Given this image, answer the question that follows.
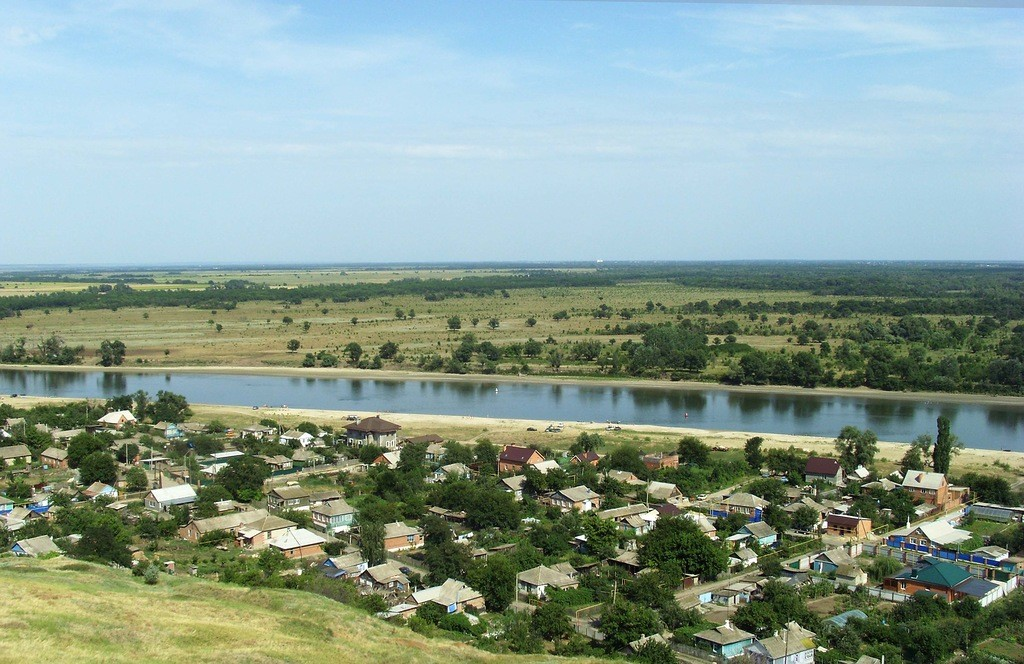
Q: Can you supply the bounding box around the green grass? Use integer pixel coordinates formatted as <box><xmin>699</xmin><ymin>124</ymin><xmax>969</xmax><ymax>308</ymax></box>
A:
<box><xmin>978</xmin><ymin>638</ymin><xmax>1024</xmax><ymax>662</ymax></box>
<box><xmin>0</xmin><ymin>557</ymin><xmax>603</xmax><ymax>664</ymax></box>
<box><xmin>964</xmin><ymin>519</ymin><xmax>1017</xmax><ymax>539</ymax></box>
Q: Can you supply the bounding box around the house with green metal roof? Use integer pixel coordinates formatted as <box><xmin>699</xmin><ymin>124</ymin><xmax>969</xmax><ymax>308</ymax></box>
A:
<box><xmin>883</xmin><ymin>557</ymin><xmax>1001</xmax><ymax>605</ymax></box>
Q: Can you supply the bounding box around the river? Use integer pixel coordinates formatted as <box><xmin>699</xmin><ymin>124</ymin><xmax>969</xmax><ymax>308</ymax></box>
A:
<box><xmin>1</xmin><ymin>369</ymin><xmax>1022</xmax><ymax>451</ymax></box>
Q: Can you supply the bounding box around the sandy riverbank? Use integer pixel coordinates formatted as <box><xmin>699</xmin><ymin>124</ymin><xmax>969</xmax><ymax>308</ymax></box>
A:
<box><xmin>5</xmin><ymin>363</ymin><xmax>1024</xmax><ymax>408</ymax></box>
<box><xmin>5</xmin><ymin>395</ymin><xmax>1022</xmax><ymax>480</ymax></box>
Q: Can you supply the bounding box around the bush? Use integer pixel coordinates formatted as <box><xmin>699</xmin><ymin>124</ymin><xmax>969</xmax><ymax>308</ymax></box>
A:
<box><xmin>144</xmin><ymin>566</ymin><xmax>159</xmax><ymax>585</ymax></box>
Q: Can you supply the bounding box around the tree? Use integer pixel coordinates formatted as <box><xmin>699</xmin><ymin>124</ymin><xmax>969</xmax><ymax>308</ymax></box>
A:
<box><xmin>132</xmin><ymin>390</ymin><xmax>150</xmax><ymax>419</ymax></box>
<box><xmin>216</xmin><ymin>457</ymin><xmax>271</xmax><ymax>502</ymax></box>
<box><xmin>791</xmin><ymin>505</ymin><xmax>820</xmax><ymax>532</ymax></box>
<box><xmin>744</xmin><ymin>436</ymin><xmax>765</xmax><ymax>470</ymax></box>
<box><xmin>148</xmin><ymin>390</ymin><xmax>191</xmax><ymax>423</ymax></box>
<box><xmin>526</xmin><ymin>317</ymin><xmax>537</xmax><ymax>327</ymax></box>
<box><xmin>79</xmin><ymin>451</ymin><xmax>117</xmax><ymax>486</ymax></box>
<box><xmin>600</xmin><ymin>600</ymin><xmax>661</xmax><ymax>650</ymax></box>
<box><xmin>379</xmin><ymin>341</ymin><xmax>399</xmax><ymax>359</ymax></box>
<box><xmin>124</xmin><ymin>466</ymin><xmax>149</xmax><ymax>492</ymax></box>
<box><xmin>488</xmin><ymin>317</ymin><xmax>499</xmax><ymax>330</ymax></box>
<box><xmin>570</xmin><ymin>432</ymin><xmax>603</xmax><ymax>455</ymax></box>
<box><xmin>523</xmin><ymin>338</ymin><xmax>543</xmax><ymax>357</ymax></box>
<box><xmin>471</xmin><ymin>554</ymin><xmax>516</xmax><ymax>612</ymax></box>
<box><xmin>58</xmin><ymin>505</ymin><xmax>131</xmax><ymax>567</ymax></box>
<box><xmin>193</xmin><ymin>484</ymin><xmax>233</xmax><ymax>519</ymax></box>
<box><xmin>98</xmin><ymin>340</ymin><xmax>127</xmax><ymax>367</ymax></box>
<box><xmin>932</xmin><ymin>416</ymin><xmax>962</xmax><ymax>475</ymax></box>
<box><xmin>533</xmin><ymin>601</ymin><xmax>573</xmax><ymax>641</ymax></box>
<box><xmin>547</xmin><ymin>348</ymin><xmax>563</xmax><ymax>372</ymax></box>
<box><xmin>639</xmin><ymin>517</ymin><xmax>728</xmax><ymax>580</ymax></box>
<box><xmin>286</xmin><ymin>339</ymin><xmax>301</xmax><ymax>352</ymax></box>
<box><xmin>677</xmin><ymin>436</ymin><xmax>710</xmax><ymax>465</ymax></box>
<box><xmin>344</xmin><ymin>342</ymin><xmax>363</xmax><ymax>364</ymax></box>
<box><xmin>474</xmin><ymin>440</ymin><xmax>498</xmax><ymax>474</ymax></box>
<box><xmin>834</xmin><ymin>426</ymin><xmax>879</xmax><ymax>472</ymax></box>
<box><xmin>359</xmin><ymin>520</ymin><xmax>386</xmax><ymax>566</ymax></box>
<box><xmin>581</xmin><ymin>513</ymin><xmax>619</xmax><ymax>559</ymax></box>
<box><xmin>635</xmin><ymin>641</ymin><xmax>676</xmax><ymax>664</ymax></box>
<box><xmin>900</xmin><ymin>434</ymin><xmax>933</xmax><ymax>474</ymax></box>
<box><xmin>67</xmin><ymin>432</ymin><xmax>110</xmax><ymax>468</ymax></box>
<box><xmin>447</xmin><ymin>315</ymin><xmax>461</xmax><ymax>331</ymax></box>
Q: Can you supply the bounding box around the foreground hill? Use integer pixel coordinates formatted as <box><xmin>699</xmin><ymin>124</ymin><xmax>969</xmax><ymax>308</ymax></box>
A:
<box><xmin>0</xmin><ymin>558</ymin><xmax>600</xmax><ymax>664</ymax></box>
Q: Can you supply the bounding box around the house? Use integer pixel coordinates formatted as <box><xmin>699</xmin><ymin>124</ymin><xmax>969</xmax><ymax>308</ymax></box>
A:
<box><xmin>236</xmin><ymin>514</ymin><xmax>298</xmax><ymax>549</ymax></box>
<box><xmin>543</xmin><ymin>485</ymin><xmax>602</xmax><ymax>512</ymax></box>
<box><xmin>357</xmin><ymin>562</ymin><xmax>410</xmax><ymax>598</ymax></box>
<box><xmin>81</xmin><ymin>482</ymin><xmax>117</xmax><ymax>501</ymax></box>
<box><xmin>267</xmin><ymin>485</ymin><xmax>311</xmax><ymax>511</ymax></box>
<box><xmin>645</xmin><ymin>481</ymin><xmax>685</xmax><ymax>505</ymax></box>
<box><xmin>373</xmin><ymin>451</ymin><xmax>401</xmax><ymax>469</ymax></box>
<box><xmin>408</xmin><ymin>578</ymin><xmax>485</xmax><ymax>614</ymax></box>
<box><xmin>383</xmin><ymin>521</ymin><xmax>423</xmax><ymax>552</ymax></box>
<box><xmin>608</xmin><ymin>549</ymin><xmax>646</xmax><ymax>576</ymax></box>
<box><xmin>627</xmin><ymin>634</ymin><xmax>670</xmax><ymax>656</ymax></box>
<box><xmin>810</xmin><ymin>548</ymin><xmax>856</xmax><ymax>575</ymax></box>
<box><xmin>835</xmin><ymin>563</ymin><xmax>868</xmax><ymax>588</ymax></box>
<box><xmin>498</xmin><ymin>445</ymin><xmax>545</xmax><ymax>474</ymax></box>
<box><xmin>291</xmin><ymin>449</ymin><xmax>325</xmax><ymax>467</ymax></box>
<box><xmin>886</xmin><ymin>520</ymin><xmax>973</xmax><ymax>555</ymax></box>
<box><xmin>151</xmin><ymin>422</ymin><xmax>182</xmax><ymax>439</ymax></box>
<box><xmin>694</xmin><ymin>621</ymin><xmax>756</xmax><ymax>660</ymax></box>
<box><xmin>240</xmin><ymin>425</ymin><xmax>276</xmax><ymax>440</ymax></box>
<box><xmin>40</xmin><ymin>447</ymin><xmax>69</xmax><ymax>470</ymax></box>
<box><xmin>825</xmin><ymin>514</ymin><xmax>872</xmax><ymax>539</ymax></box>
<box><xmin>280</xmin><ymin>429</ymin><xmax>315</xmax><ymax>448</ymax></box>
<box><xmin>500</xmin><ymin>475</ymin><xmax>528</xmax><ymax>501</ymax></box>
<box><xmin>570</xmin><ymin>450</ymin><xmax>601</xmax><ymax>467</ymax></box>
<box><xmin>516</xmin><ymin>564</ymin><xmax>579</xmax><ymax>598</ymax></box>
<box><xmin>683</xmin><ymin>511</ymin><xmax>718</xmax><ymax>539</ymax></box>
<box><xmin>311</xmin><ymin>499</ymin><xmax>357</xmax><ymax>534</ymax></box>
<box><xmin>730</xmin><ymin>548</ymin><xmax>758</xmax><ymax>569</ymax></box>
<box><xmin>321</xmin><ymin>551</ymin><xmax>368</xmax><ymax>579</ymax></box>
<box><xmin>259</xmin><ymin>454</ymin><xmax>293</xmax><ymax>472</ymax></box>
<box><xmin>52</xmin><ymin>428</ymin><xmax>84</xmax><ymax>443</ymax></box>
<box><xmin>179</xmin><ymin>509</ymin><xmax>271</xmax><ymax>543</ymax></box>
<box><xmin>144</xmin><ymin>484</ymin><xmax>197</xmax><ymax>512</ymax></box>
<box><xmin>737</xmin><ymin>521</ymin><xmax>778</xmax><ymax>547</ymax></box>
<box><xmin>97</xmin><ymin>410</ymin><xmax>137</xmax><ymax>429</ymax></box>
<box><xmin>531</xmin><ymin>459</ymin><xmax>561</xmax><ymax>474</ymax></box>
<box><xmin>604</xmin><ymin>469</ymin><xmax>646</xmax><ymax>487</ymax></box>
<box><xmin>12</xmin><ymin>535</ymin><xmax>61</xmax><ymax>557</ymax></box>
<box><xmin>642</xmin><ymin>452</ymin><xmax>678</xmax><ymax>471</ymax></box>
<box><xmin>345</xmin><ymin>416</ymin><xmax>402</xmax><ymax>449</ymax></box>
<box><xmin>0</xmin><ymin>444</ymin><xmax>32</xmax><ymax>467</ymax></box>
<box><xmin>423</xmin><ymin>441</ymin><xmax>448</xmax><ymax>463</ymax></box>
<box><xmin>745</xmin><ymin>622</ymin><xmax>817</xmax><ymax>664</ymax></box>
<box><xmin>2</xmin><ymin>506</ymin><xmax>37</xmax><ymax>531</ymax></box>
<box><xmin>902</xmin><ymin>470</ymin><xmax>969</xmax><ymax>511</ymax></box>
<box><xmin>0</xmin><ymin>494</ymin><xmax>13</xmax><ymax>513</ymax></box>
<box><xmin>429</xmin><ymin>462</ymin><xmax>473</xmax><ymax>483</ymax></box>
<box><xmin>267</xmin><ymin>528</ymin><xmax>326</xmax><ymax>559</ymax></box>
<box><xmin>309</xmin><ymin>489</ymin><xmax>343</xmax><ymax>506</ymax></box>
<box><xmin>713</xmin><ymin>492</ymin><xmax>769</xmax><ymax>521</ymax></box>
<box><xmin>884</xmin><ymin>557</ymin><xmax>1001</xmax><ymax>606</ymax></box>
<box><xmin>804</xmin><ymin>457</ymin><xmax>844</xmax><ymax>485</ymax></box>
<box><xmin>598</xmin><ymin>504</ymin><xmax>660</xmax><ymax>536</ymax></box>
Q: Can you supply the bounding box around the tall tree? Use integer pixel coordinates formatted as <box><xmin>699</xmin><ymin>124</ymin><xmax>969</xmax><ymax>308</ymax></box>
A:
<box><xmin>639</xmin><ymin>517</ymin><xmax>728</xmax><ymax>581</ymax></box>
<box><xmin>932</xmin><ymin>416</ymin><xmax>962</xmax><ymax>475</ymax></box>
<box><xmin>79</xmin><ymin>451</ymin><xmax>117</xmax><ymax>485</ymax></box>
<box><xmin>359</xmin><ymin>520</ymin><xmax>386</xmax><ymax>567</ymax></box>
<box><xmin>677</xmin><ymin>435</ymin><xmax>710</xmax><ymax>465</ymax></box>
<box><xmin>744</xmin><ymin>436</ymin><xmax>765</xmax><ymax>470</ymax></box>
<box><xmin>471</xmin><ymin>554</ymin><xmax>516</xmax><ymax>612</ymax></box>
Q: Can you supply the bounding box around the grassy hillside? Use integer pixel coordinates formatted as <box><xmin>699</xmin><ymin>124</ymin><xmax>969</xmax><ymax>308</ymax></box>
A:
<box><xmin>0</xmin><ymin>557</ymin><xmax>601</xmax><ymax>664</ymax></box>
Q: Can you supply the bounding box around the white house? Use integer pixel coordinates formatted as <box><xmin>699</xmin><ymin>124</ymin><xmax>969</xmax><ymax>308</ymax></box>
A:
<box><xmin>145</xmin><ymin>484</ymin><xmax>197</xmax><ymax>512</ymax></box>
<box><xmin>97</xmin><ymin>410</ymin><xmax>137</xmax><ymax>429</ymax></box>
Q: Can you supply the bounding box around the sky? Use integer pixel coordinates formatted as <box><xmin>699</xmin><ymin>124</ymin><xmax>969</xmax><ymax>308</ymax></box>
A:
<box><xmin>1</xmin><ymin>0</ymin><xmax>1022</xmax><ymax>265</ymax></box>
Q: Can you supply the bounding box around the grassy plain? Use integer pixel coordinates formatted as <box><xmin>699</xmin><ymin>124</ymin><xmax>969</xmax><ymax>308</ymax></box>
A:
<box><xmin>0</xmin><ymin>557</ymin><xmax>602</xmax><ymax>664</ymax></box>
<box><xmin>0</xmin><ymin>267</ymin><xmax>842</xmax><ymax>371</ymax></box>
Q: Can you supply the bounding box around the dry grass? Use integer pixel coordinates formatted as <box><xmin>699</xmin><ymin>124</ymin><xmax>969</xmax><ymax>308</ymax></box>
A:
<box><xmin>0</xmin><ymin>557</ymin><xmax>603</xmax><ymax>664</ymax></box>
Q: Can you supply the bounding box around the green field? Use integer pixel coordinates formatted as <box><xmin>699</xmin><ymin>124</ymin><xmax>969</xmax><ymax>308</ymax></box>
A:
<box><xmin>0</xmin><ymin>557</ymin><xmax>601</xmax><ymax>664</ymax></box>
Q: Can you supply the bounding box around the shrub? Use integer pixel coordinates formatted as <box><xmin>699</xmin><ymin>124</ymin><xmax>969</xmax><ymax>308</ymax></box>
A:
<box><xmin>144</xmin><ymin>566</ymin><xmax>159</xmax><ymax>585</ymax></box>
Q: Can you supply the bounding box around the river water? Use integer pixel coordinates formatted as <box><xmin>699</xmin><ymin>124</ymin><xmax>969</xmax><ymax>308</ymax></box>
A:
<box><xmin>0</xmin><ymin>369</ymin><xmax>1021</xmax><ymax>451</ymax></box>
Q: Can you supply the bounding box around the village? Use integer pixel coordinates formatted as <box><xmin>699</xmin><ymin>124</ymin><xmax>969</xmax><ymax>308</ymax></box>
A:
<box><xmin>1</xmin><ymin>395</ymin><xmax>1023</xmax><ymax>664</ymax></box>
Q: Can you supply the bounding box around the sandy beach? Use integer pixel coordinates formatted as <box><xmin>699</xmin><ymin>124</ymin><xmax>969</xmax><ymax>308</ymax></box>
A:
<box><xmin>5</xmin><ymin>393</ymin><xmax>1022</xmax><ymax>480</ymax></box>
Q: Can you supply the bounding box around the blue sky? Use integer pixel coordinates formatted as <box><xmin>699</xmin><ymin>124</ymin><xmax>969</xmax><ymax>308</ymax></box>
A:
<box><xmin>1</xmin><ymin>1</ymin><xmax>1021</xmax><ymax>264</ymax></box>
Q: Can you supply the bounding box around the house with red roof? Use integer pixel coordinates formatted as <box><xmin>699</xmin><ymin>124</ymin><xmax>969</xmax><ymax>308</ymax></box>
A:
<box><xmin>804</xmin><ymin>456</ymin><xmax>844</xmax><ymax>485</ymax></box>
<box><xmin>498</xmin><ymin>445</ymin><xmax>544</xmax><ymax>474</ymax></box>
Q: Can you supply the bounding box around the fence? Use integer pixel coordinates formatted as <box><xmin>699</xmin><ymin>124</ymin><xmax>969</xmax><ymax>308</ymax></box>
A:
<box><xmin>865</xmin><ymin>587</ymin><xmax>910</xmax><ymax>603</ymax></box>
<box><xmin>671</xmin><ymin>643</ymin><xmax>726</xmax><ymax>663</ymax></box>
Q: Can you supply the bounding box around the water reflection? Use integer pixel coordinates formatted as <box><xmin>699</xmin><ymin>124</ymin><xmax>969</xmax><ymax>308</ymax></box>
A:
<box><xmin>0</xmin><ymin>369</ymin><xmax>1020</xmax><ymax>451</ymax></box>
